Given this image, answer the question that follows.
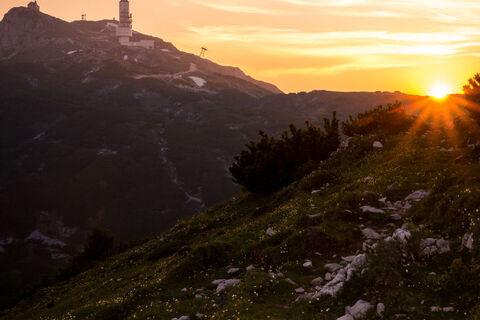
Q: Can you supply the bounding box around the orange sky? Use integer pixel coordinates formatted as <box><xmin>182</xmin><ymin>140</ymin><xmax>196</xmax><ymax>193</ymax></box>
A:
<box><xmin>1</xmin><ymin>0</ymin><xmax>480</xmax><ymax>94</ymax></box>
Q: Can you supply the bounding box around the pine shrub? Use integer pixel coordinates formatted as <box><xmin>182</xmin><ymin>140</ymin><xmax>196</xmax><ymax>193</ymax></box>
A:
<box><xmin>229</xmin><ymin>112</ymin><xmax>340</xmax><ymax>193</ymax></box>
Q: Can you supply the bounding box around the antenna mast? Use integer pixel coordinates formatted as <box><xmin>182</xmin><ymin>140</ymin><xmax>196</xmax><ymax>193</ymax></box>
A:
<box><xmin>199</xmin><ymin>47</ymin><xmax>207</xmax><ymax>58</ymax></box>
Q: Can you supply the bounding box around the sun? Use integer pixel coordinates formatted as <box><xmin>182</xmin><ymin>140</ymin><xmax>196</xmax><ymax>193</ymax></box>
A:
<box><xmin>429</xmin><ymin>84</ymin><xmax>452</xmax><ymax>99</ymax></box>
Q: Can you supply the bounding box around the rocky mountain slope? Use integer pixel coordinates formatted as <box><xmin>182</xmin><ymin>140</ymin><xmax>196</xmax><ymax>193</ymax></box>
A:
<box><xmin>0</xmin><ymin>4</ymin><xmax>426</xmax><ymax>308</ymax></box>
<box><xmin>3</xmin><ymin>104</ymin><xmax>480</xmax><ymax>319</ymax></box>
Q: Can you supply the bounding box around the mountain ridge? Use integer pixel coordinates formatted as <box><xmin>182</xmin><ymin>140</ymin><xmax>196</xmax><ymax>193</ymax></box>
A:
<box><xmin>0</xmin><ymin>3</ymin><xmax>432</xmax><ymax>311</ymax></box>
<box><xmin>0</xmin><ymin>5</ymin><xmax>283</xmax><ymax>97</ymax></box>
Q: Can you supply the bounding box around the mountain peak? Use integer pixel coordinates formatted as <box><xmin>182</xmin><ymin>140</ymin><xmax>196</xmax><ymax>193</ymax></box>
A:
<box><xmin>0</xmin><ymin>6</ymin><xmax>76</xmax><ymax>48</ymax></box>
<box><xmin>0</xmin><ymin>4</ymin><xmax>282</xmax><ymax>96</ymax></box>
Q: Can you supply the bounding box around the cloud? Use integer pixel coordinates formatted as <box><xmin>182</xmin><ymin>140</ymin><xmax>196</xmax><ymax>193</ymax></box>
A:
<box><xmin>190</xmin><ymin>1</ymin><xmax>281</xmax><ymax>15</ymax></box>
<box><xmin>187</xmin><ymin>25</ymin><xmax>470</xmax><ymax>46</ymax></box>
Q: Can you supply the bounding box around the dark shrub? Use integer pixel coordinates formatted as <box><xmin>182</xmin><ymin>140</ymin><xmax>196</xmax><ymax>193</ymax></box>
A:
<box><xmin>61</xmin><ymin>228</ymin><xmax>114</xmax><ymax>277</ymax></box>
<box><xmin>229</xmin><ymin>112</ymin><xmax>340</xmax><ymax>193</ymax></box>
<box><xmin>463</xmin><ymin>74</ymin><xmax>480</xmax><ymax>124</ymax></box>
<box><xmin>342</xmin><ymin>102</ymin><xmax>412</xmax><ymax>136</ymax></box>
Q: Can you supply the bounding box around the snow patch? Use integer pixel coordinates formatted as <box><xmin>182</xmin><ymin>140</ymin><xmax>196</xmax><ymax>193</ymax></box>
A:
<box><xmin>185</xmin><ymin>192</ymin><xmax>202</xmax><ymax>203</ymax></box>
<box><xmin>67</xmin><ymin>50</ymin><xmax>78</xmax><ymax>55</ymax></box>
<box><xmin>97</xmin><ymin>148</ymin><xmax>117</xmax><ymax>156</ymax></box>
<box><xmin>33</xmin><ymin>131</ymin><xmax>46</xmax><ymax>140</ymax></box>
<box><xmin>25</xmin><ymin>230</ymin><xmax>66</xmax><ymax>247</ymax></box>
<box><xmin>189</xmin><ymin>76</ymin><xmax>207</xmax><ymax>87</ymax></box>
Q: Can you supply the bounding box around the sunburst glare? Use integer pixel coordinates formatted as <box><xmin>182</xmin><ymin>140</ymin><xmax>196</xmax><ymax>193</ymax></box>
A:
<box><xmin>429</xmin><ymin>84</ymin><xmax>452</xmax><ymax>100</ymax></box>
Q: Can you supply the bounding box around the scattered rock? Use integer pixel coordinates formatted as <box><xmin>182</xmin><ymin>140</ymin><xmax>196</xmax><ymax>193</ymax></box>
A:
<box><xmin>285</xmin><ymin>278</ymin><xmax>297</xmax><ymax>286</ymax></box>
<box><xmin>246</xmin><ymin>265</ymin><xmax>255</xmax><ymax>271</ymax></box>
<box><xmin>377</xmin><ymin>303</ymin><xmax>385</xmax><ymax>317</ymax></box>
<box><xmin>303</xmin><ymin>260</ymin><xmax>313</xmax><ymax>268</ymax></box>
<box><xmin>392</xmin><ymin>228</ymin><xmax>411</xmax><ymax>246</ymax></box>
<box><xmin>195</xmin><ymin>294</ymin><xmax>203</xmax><ymax>299</ymax></box>
<box><xmin>390</xmin><ymin>214</ymin><xmax>402</xmax><ymax>221</ymax></box>
<box><xmin>295</xmin><ymin>287</ymin><xmax>305</xmax><ymax>294</ymax></box>
<box><xmin>310</xmin><ymin>276</ymin><xmax>324</xmax><ymax>287</ymax></box>
<box><xmin>181</xmin><ymin>288</ymin><xmax>187</xmax><ymax>292</ymax></box>
<box><xmin>325</xmin><ymin>263</ymin><xmax>343</xmax><ymax>272</ymax></box>
<box><xmin>325</xmin><ymin>273</ymin><xmax>333</xmax><ymax>281</ymax></box>
<box><xmin>212</xmin><ymin>279</ymin><xmax>241</xmax><ymax>293</ymax></box>
<box><xmin>336</xmin><ymin>315</ymin><xmax>354</xmax><ymax>320</ymax></box>
<box><xmin>361</xmin><ymin>228</ymin><xmax>381</xmax><ymax>240</ymax></box>
<box><xmin>211</xmin><ymin>279</ymin><xmax>225</xmax><ymax>285</ymax></box>
<box><xmin>340</xmin><ymin>138</ymin><xmax>351</xmax><ymax>149</ymax></box>
<box><xmin>311</xmin><ymin>190</ymin><xmax>322</xmax><ymax>195</ymax></box>
<box><xmin>420</xmin><ymin>238</ymin><xmax>450</xmax><ymax>256</ymax></box>
<box><xmin>227</xmin><ymin>267</ymin><xmax>240</xmax><ymax>275</ymax></box>
<box><xmin>360</xmin><ymin>206</ymin><xmax>385</xmax><ymax>214</ymax></box>
<box><xmin>430</xmin><ymin>306</ymin><xmax>441</xmax><ymax>312</ymax></box>
<box><xmin>172</xmin><ymin>316</ymin><xmax>190</xmax><ymax>320</ymax></box>
<box><xmin>342</xmin><ymin>255</ymin><xmax>356</xmax><ymax>263</ymax></box>
<box><xmin>462</xmin><ymin>233</ymin><xmax>474</xmax><ymax>250</ymax></box>
<box><xmin>443</xmin><ymin>307</ymin><xmax>454</xmax><ymax>312</ymax></box>
<box><xmin>346</xmin><ymin>300</ymin><xmax>373</xmax><ymax>319</ymax></box>
<box><xmin>373</xmin><ymin>141</ymin><xmax>383</xmax><ymax>148</ymax></box>
<box><xmin>195</xmin><ymin>313</ymin><xmax>204</xmax><ymax>318</ymax></box>
<box><xmin>313</xmin><ymin>254</ymin><xmax>367</xmax><ymax>298</ymax></box>
<box><xmin>405</xmin><ymin>190</ymin><xmax>430</xmax><ymax>202</ymax></box>
<box><xmin>266</xmin><ymin>228</ymin><xmax>275</xmax><ymax>236</ymax></box>
<box><xmin>364</xmin><ymin>176</ymin><xmax>374</xmax><ymax>182</ymax></box>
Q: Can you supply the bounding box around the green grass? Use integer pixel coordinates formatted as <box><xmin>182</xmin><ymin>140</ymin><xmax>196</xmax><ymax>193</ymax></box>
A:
<box><xmin>3</xmin><ymin>127</ymin><xmax>480</xmax><ymax>319</ymax></box>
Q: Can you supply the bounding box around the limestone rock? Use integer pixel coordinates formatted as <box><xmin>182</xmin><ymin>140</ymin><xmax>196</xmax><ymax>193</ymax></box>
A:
<box><xmin>346</xmin><ymin>300</ymin><xmax>373</xmax><ymax>319</ymax></box>
<box><xmin>310</xmin><ymin>276</ymin><xmax>324</xmax><ymax>287</ymax></box>
<box><xmin>373</xmin><ymin>141</ymin><xmax>383</xmax><ymax>148</ymax></box>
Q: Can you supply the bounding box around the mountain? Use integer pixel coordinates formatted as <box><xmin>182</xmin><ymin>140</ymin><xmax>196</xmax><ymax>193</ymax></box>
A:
<box><xmin>3</xmin><ymin>102</ymin><xmax>480</xmax><ymax>319</ymax></box>
<box><xmin>0</xmin><ymin>4</ymin><xmax>426</xmax><ymax>308</ymax></box>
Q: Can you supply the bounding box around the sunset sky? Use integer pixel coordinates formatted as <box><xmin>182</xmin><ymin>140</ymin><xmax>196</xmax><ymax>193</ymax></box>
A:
<box><xmin>1</xmin><ymin>0</ymin><xmax>480</xmax><ymax>94</ymax></box>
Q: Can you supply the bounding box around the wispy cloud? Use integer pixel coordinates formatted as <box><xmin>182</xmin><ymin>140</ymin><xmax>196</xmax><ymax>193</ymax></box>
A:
<box><xmin>191</xmin><ymin>1</ymin><xmax>282</xmax><ymax>15</ymax></box>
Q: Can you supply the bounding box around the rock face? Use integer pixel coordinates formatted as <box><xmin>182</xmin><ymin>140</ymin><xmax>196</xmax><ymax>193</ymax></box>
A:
<box><xmin>0</xmin><ymin>7</ymin><xmax>75</xmax><ymax>48</ymax></box>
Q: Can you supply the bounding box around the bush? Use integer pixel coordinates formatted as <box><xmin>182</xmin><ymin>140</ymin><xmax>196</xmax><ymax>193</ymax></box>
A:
<box><xmin>61</xmin><ymin>228</ymin><xmax>115</xmax><ymax>277</ymax></box>
<box><xmin>341</xmin><ymin>102</ymin><xmax>412</xmax><ymax>136</ymax></box>
<box><xmin>463</xmin><ymin>74</ymin><xmax>480</xmax><ymax>124</ymax></box>
<box><xmin>229</xmin><ymin>112</ymin><xmax>340</xmax><ymax>193</ymax></box>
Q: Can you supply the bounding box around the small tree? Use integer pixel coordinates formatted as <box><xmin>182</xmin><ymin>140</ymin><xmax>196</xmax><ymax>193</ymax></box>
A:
<box><xmin>82</xmin><ymin>227</ymin><xmax>115</xmax><ymax>261</ymax></box>
<box><xmin>61</xmin><ymin>227</ymin><xmax>115</xmax><ymax>278</ymax></box>
<box><xmin>229</xmin><ymin>112</ymin><xmax>340</xmax><ymax>193</ymax></box>
<box><xmin>463</xmin><ymin>74</ymin><xmax>480</xmax><ymax>123</ymax></box>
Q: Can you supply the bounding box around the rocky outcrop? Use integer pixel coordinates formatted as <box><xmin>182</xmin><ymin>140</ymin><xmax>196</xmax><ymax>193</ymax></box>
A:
<box><xmin>0</xmin><ymin>7</ymin><xmax>77</xmax><ymax>48</ymax></box>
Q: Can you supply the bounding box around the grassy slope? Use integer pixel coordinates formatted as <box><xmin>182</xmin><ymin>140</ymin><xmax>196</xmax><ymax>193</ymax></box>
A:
<box><xmin>3</xmin><ymin>126</ymin><xmax>480</xmax><ymax>320</ymax></box>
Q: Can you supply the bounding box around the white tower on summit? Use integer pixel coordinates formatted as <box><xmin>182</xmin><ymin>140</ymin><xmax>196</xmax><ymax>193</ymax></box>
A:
<box><xmin>116</xmin><ymin>0</ymin><xmax>132</xmax><ymax>43</ymax></box>
<box><xmin>114</xmin><ymin>0</ymin><xmax>154</xmax><ymax>49</ymax></box>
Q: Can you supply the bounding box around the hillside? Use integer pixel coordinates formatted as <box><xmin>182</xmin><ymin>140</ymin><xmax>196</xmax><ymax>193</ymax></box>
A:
<box><xmin>3</xmin><ymin>102</ymin><xmax>480</xmax><ymax>319</ymax></box>
<box><xmin>0</xmin><ymin>4</ymin><xmax>428</xmax><ymax>306</ymax></box>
